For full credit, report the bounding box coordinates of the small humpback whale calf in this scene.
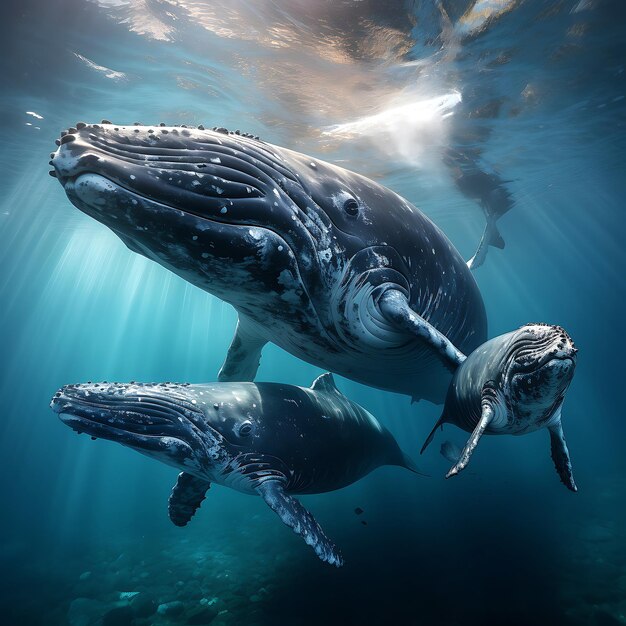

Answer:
[50,374,421,566]
[421,324,578,491]
[50,122,488,405]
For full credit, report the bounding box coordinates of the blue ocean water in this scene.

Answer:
[1,1,625,624]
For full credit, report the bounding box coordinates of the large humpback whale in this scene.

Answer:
[50,122,486,404]
[50,373,421,566]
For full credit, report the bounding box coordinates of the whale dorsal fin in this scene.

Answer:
[311,373,341,395]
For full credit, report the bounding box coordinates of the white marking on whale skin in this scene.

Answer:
[372,251,389,267]
[72,174,119,207]
[277,270,302,305]
[318,249,336,269]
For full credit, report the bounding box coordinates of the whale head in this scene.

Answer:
[505,323,577,425]
[51,123,326,316]
[50,122,479,360]
[50,381,282,490]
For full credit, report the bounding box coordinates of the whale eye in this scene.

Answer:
[343,198,359,216]
[238,421,253,437]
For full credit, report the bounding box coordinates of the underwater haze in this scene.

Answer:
[1,0,625,625]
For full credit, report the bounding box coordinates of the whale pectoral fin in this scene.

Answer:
[548,419,578,492]
[218,315,267,382]
[257,480,344,567]
[378,289,466,371]
[446,383,503,479]
[168,472,211,527]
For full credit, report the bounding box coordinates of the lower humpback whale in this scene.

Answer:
[421,324,578,491]
[50,122,487,405]
[50,374,421,566]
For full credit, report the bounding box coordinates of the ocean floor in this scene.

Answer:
[1,475,624,626]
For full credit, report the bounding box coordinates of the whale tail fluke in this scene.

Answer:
[467,216,505,270]
[488,220,505,249]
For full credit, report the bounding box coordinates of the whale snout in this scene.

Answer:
[513,323,578,371]
[50,381,202,450]
[51,122,268,204]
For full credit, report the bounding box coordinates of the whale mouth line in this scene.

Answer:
[525,354,575,373]
[66,171,300,252]
[510,350,576,375]
[57,410,188,444]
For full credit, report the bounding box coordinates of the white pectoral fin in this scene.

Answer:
[446,382,505,479]
[378,289,466,371]
[256,480,344,567]
[218,315,267,382]
[548,418,577,492]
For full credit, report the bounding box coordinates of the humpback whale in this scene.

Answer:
[51,374,421,566]
[50,122,486,404]
[421,324,578,491]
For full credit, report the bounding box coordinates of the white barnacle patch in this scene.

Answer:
[246,187,252,193]
[246,227,266,243]
[318,248,332,263]
[192,235,198,240]
[210,157,221,164]
[220,207,228,214]
[130,174,136,180]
